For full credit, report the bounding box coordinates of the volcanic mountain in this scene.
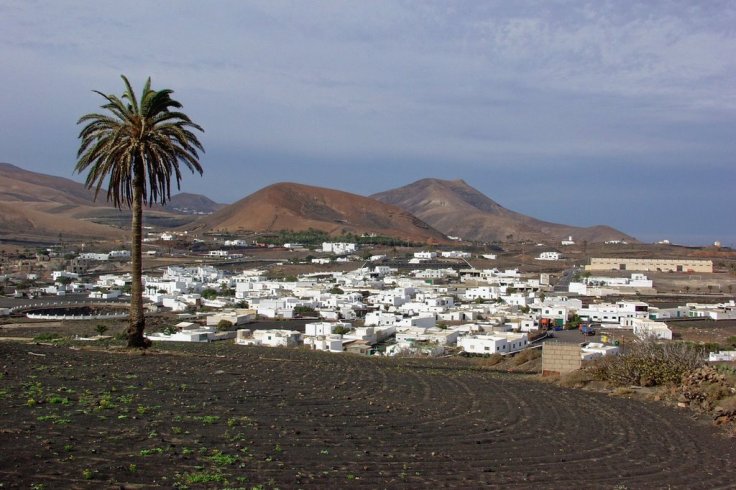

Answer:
[371,178,633,243]
[164,193,224,215]
[0,162,192,241]
[191,182,447,243]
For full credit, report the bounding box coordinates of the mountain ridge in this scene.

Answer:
[189,182,448,243]
[371,178,634,243]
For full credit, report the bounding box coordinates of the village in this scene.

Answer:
[2,234,735,368]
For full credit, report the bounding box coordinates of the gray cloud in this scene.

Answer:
[1,0,734,245]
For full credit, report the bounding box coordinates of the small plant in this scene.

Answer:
[180,470,226,484]
[48,396,71,405]
[194,415,220,425]
[128,463,138,473]
[82,468,93,480]
[95,324,108,336]
[140,447,165,456]
[208,450,238,466]
[117,394,134,404]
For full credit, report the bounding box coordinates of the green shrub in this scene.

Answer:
[591,340,705,387]
[512,348,541,366]
[216,319,233,331]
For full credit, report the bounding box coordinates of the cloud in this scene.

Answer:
[0,0,734,244]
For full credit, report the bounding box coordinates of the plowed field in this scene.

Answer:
[1,341,734,489]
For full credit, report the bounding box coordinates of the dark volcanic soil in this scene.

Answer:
[1,341,735,489]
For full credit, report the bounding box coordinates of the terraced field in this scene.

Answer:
[0,341,734,488]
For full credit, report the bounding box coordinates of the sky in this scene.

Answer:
[1,0,735,246]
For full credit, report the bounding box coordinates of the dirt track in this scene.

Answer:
[1,341,735,488]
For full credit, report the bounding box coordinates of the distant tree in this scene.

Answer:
[328,286,344,295]
[95,325,108,336]
[333,325,351,335]
[75,75,204,348]
[293,306,318,318]
[201,288,218,300]
[216,319,233,331]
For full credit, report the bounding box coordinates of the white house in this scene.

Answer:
[235,329,302,347]
[581,342,620,360]
[147,325,235,343]
[537,251,562,261]
[578,301,649,324]
[458,332,529,355]
[304,334,344,352]
[709,350,736,362]
[441,251,471,259]
[322,242,357,255]
[305,321,351,336]
[626,318,673,340]
[414,251,437,260]
[206,309,256,327]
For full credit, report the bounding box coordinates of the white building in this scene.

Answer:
[206,309,256,327]
[537,251,562,261]
[440,251,471,259]
[624,318,673,340]
[305,321,351,336]
[709,350,736,362]
[322,242,357,255]
[581,342,620,360]
[304,334,344,352]
[578,301,649,324]
[235,329,302,347]
[148,325,235,343]
[224,239,249,246]
[414,251,437,260]
[458,332,529,355]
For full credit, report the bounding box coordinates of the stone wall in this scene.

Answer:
[542,342,581,375]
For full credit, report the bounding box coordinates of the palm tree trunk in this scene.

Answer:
[127,162,149,348]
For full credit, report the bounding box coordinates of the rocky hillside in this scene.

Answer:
[190,182,448,243]
[371,178,633,243]
[164,192,224,215]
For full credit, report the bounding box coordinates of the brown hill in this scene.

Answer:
[191,182,448,243]
[0,162,196,241]
[371,178,634,243]
[0,162,101,206]
[164,192,224,215]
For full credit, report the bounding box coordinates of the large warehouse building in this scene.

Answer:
[586,258,713,273]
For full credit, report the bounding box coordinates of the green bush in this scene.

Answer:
[591,340,705,387]
[216,319,233,331]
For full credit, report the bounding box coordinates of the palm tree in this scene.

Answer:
[76,75,204,347]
